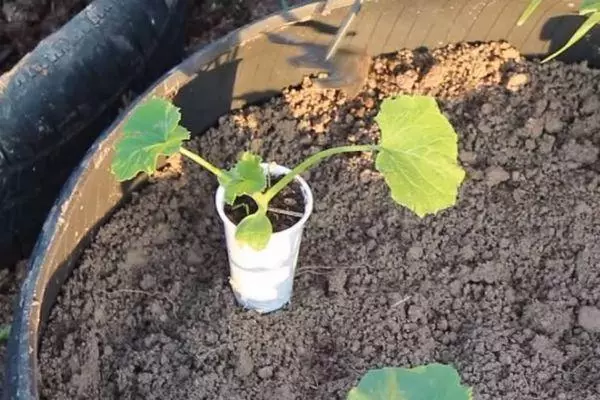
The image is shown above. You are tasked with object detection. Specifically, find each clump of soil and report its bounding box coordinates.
[225,176,305,231]
[40,42,600,400]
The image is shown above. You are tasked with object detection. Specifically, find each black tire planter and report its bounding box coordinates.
[0,0,187,266]
[4,0,600,398]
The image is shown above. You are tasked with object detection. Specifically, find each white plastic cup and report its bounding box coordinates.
[215,163,314,313]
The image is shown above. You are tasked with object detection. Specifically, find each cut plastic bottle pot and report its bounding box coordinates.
[215,164,314,313]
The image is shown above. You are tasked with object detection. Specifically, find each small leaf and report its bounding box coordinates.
[374,96,465,218]
[111,98,190,181]
[580,0,600,15]
[347,364,472,400]
[0,324,10,342]
[517,0,542,26]
[542,11,600,62]
[218,152,267,205]
[235,212,272,250]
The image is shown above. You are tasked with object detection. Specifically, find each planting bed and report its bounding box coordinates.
[39,42,600,399]
[0,0,298,392]
[0,0,89,74]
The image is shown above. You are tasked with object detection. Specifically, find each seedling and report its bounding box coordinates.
[518,0,600,62]
[348,363,472,400]
[111,95,465,251]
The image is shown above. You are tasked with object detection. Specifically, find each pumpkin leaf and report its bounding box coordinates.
[347,364,472,400]
[218,152,267,205]
[374,96,465,218]
[235,211,272,250]
[111,98,190,181]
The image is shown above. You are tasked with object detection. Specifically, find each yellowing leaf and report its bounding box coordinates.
[374,96,465,218]
[235,212,272,250]
[347,364,472,400]
[218,152,267,205]
[111,98,190,181]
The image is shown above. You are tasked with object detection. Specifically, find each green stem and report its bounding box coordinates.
[180,147,225,179]
[264,144,379,202]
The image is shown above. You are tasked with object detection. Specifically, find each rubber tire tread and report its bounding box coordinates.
[0,0,186,266]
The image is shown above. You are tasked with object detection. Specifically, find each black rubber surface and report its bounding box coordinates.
[0,0,186,267]
[4,0,600,398]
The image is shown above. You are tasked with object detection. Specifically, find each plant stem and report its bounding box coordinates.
[180,147,225,179]
[264,144,379,201]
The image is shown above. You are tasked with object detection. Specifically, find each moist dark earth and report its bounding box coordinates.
[0,0,299,394]
[39,42,600,400]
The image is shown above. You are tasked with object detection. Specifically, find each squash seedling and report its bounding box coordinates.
[111,94,464,312]
[348,363,472,400]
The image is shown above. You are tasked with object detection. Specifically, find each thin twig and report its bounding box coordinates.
[268,206,304,218]
[568,353,593,376]
[297,265,366,272]
[295,265,366,278]
[391,295,412,308]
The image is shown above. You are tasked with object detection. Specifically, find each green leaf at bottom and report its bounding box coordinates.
[374,96,465,218]
[235,212,272,251]
[347,364,472,400]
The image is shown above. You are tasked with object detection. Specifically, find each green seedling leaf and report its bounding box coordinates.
[0,324,10,343]
[111,98,190,181]
[542,11,600,62]
[218,152,267,205]
[517,0,542,26]
[347,364,472,400]
[581,0,600,15]
[374,96,465,218]
[235,211,272,250]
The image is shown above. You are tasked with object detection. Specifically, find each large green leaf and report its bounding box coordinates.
[218,152,267,205]
[517,0,542,26]
[347,364,472,400]
[235,211,272,250]
[374,96,465,218]
[111,98,190,181]
[542,11,600,62]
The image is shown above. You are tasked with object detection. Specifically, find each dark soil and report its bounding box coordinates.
[225,176,305,231]
[0,0,90,74]
[39,42,600,400]
[0,0,297,394]
[0,0,299,75]
[0,261,26,375]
